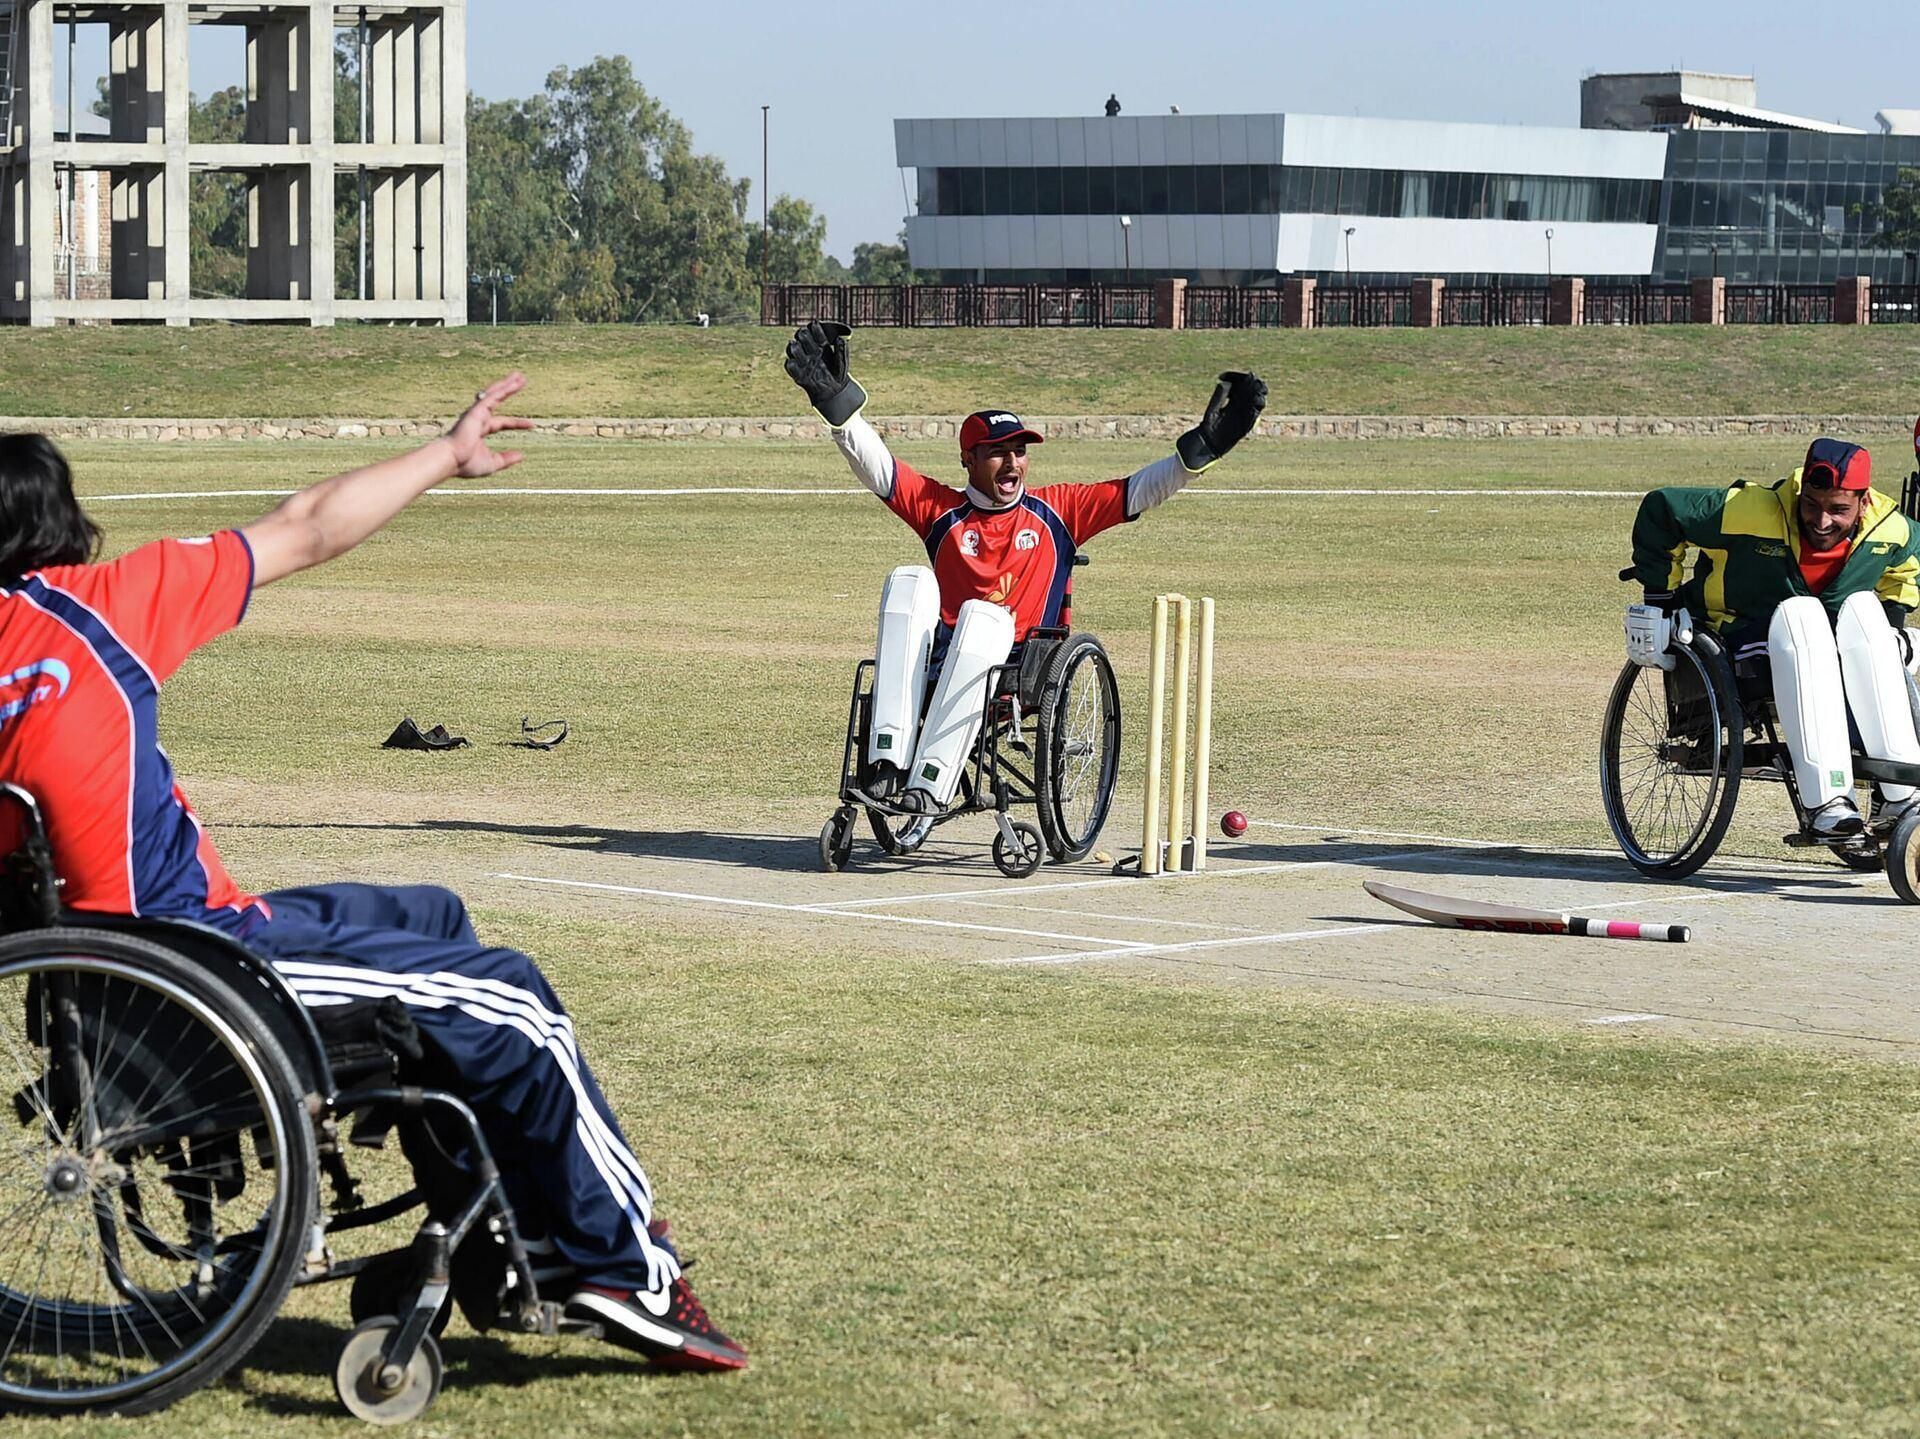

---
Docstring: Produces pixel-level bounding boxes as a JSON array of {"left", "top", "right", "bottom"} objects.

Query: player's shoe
[
  {"left": 1808, "top": 796, "right": 1865, "bottom": 838},
  {"left": 564, "top": 1276, "right": 747, "bottom": 1371}
]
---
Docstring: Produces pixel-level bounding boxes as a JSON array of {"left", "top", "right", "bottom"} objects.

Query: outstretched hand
[
  {"left": 784, "top": 321, "right": 867, "bottom": 427},
  {"left": 446, "top": 372, "right": 535, "bottom": 478},
  {"left": 1176, "top": 371, "right": 1268, "bottom": 472}
]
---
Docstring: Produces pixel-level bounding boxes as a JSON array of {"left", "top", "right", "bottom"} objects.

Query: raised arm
[
  {"left": 1125, "top": 371, "right": 1268, "bottom": 517},
  {"left": 241, "top": 373, "right": 533, "bottom": 586},
  {"left": 785, "top": 321, "right": 899, "bottom": 499}
]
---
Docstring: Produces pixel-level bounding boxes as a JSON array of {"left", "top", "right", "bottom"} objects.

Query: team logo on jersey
[
  {"left": 1015, "top": 529, "right": 1039, "bottom": 551},
  {"left": 960, "top": 529, "right": 981, "bottom": 557},
  {"left": 0, "top": 659, "right": 71, "bottom": 729},
  {"left": 986, "top": 574, "right": 1015, "bottom": 606}
]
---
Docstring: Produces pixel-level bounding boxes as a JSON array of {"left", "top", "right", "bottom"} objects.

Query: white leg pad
[
  {"left": 907, "top": 600, "right": 1015, "bottom": 807},
  {"left": 1769, "top": 596, "right": 1853, "bottom": 806},
  {"left": 868, "top": 566, "right": 940, "bottom": 770},
  {"left": 1836, "top": 591, "right": 1920, "bottom": 802}
]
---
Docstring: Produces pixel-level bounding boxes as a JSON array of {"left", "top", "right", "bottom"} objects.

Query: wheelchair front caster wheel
[
  {"left": 820, "top": 808, "right": 856, "bottom": 872},
  {"left": 992, "top": 820, "right": 1046, "bottom": 879},
  {"left": 1888, "top": 810, "right": 1920, "bottom": 903},
  {"left": 335, "top": 1317, "right": 443, "bottom": 1425},
  {"left": 349, "top": 1252, "right": 451, "bottom": 1337}
]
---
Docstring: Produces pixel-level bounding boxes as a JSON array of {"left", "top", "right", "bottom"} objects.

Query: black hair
[{"left": 0, "top": 434, "right": 101, "bottom": 583}]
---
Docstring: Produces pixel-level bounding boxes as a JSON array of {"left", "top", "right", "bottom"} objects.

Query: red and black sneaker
[{"left": 565, "top": 1276, "right": 747, "bottom": 1372}]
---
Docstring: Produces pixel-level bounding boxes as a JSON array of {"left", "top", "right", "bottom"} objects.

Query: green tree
[
  {"left": 1860, "top": 167, "right": 1920, "bottom": 251},
  {"left": 848, "top": 230, "right": 926, "bottom": 285},
  {"left": 188, "top": 86, "right": 249, "bottom": 299},
  {"left": 745, "top": 195, "right": 829, "bottom": 285}
]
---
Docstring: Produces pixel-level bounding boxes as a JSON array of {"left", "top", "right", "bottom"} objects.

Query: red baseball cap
[
  {"left": 1803, "top": 437, "right": 1871, "bottom": 492},
  {"left": 959, "top": 410, "right": 1045, "bottom": 452}
]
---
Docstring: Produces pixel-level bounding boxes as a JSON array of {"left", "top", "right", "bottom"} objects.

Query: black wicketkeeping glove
[
  {"left": 1176, "top": 370, "right": 1268, "bottom": 472},
  {"left": 784, "top": 320, "right": 868, "bottom": 427}
]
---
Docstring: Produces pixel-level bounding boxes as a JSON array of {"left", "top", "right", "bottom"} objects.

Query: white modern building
[{"left": 896, "top": 96, "right": 1920, "bottom": 287}]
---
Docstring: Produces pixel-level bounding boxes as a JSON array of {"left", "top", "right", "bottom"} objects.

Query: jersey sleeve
[
  {"left": 76, "top": 531, "right": 255, "bottom": 681},
  {"left": 1038, "top": 479, "right": 1134, "bottom": 545},
  {"left": 1631, "top": 487, "right": 1728, "bottom": 596},
  {"left": 883, "top": 461, "right": 966, "bottom": 539}
]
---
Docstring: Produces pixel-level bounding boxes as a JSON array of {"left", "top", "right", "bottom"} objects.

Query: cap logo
[{"left": 986, "top": 413, "right": 1020, "bottom": 427}]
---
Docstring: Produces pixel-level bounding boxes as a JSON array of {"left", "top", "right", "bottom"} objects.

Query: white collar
[{"left": 966, "top": 483, "right": 1024, "bottom": 513}]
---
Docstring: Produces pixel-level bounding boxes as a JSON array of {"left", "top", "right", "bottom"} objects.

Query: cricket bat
[{"left": 1363, "top": 880, "right": 1690, "bottom": 943}]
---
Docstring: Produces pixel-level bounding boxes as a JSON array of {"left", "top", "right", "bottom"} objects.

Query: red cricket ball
[{"left": 1220, "top": 810, "right": 1249, "bottom": 838}]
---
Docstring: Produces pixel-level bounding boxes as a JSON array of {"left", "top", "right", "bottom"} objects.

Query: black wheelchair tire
[
  {"left": 1600, "top": 634, "right": 1743, "bottom": 880},
  {"left": 1034, "top": 634, "right": 1122, "bottom": 863},
  {"left": 1888, "top": 810, "right": 1920, "bottom": 903},
  {"left": 0, "top": 928, "right": 317, "bottom": 1417}
]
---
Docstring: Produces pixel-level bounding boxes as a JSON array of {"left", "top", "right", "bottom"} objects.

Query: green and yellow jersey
[{"left": 1631, "top": 468, "right": 1920, "bottom": 631}]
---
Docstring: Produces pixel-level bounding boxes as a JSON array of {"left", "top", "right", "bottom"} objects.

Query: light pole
[
  {"left": 1544, "top": 227, "right": 1554, "bottom": 280},
  {"left": 1343, "top": 226, "right": 1356, "bottom": 277},
  {"left": 761, "top": 105, "right": 770, "bottom": 296},
  {"left": 1119, "top": 215, "right": 1132, "bottom": 284},
  {"left": 472, "top": 269, "right": 515, "bottom": 327}
]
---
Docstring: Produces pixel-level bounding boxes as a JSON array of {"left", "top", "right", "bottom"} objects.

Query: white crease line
[
  {"left": 945, "top": 898, "right": 1265, "bottom": 933},
  {"left": 986, "top": 887, "right": 1749, "bottom": 967},
  {"left": 494, "top": 872, "right": 1143, "bottom": 951},
  {"left": 987, "top": 924, "right": 1395, "bottom": 967},
  {"left": 1585, "top": 1014, "right": 1667, "bottom": 1026},
  {"left": 816, "top": 847, "right": 1444, "bottom": 911},
  {"left": 1245, "top": 820, "right": 1828, "bottom": 878}
]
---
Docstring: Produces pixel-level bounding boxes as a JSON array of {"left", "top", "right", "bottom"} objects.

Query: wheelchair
[
  {"left": 1599, "top": 578, "right": 1920, "bottom": 899},
  {"left": 820, "top": 558, "right": 1122, "bottom": 879},
  {"left": 0, "top": 785, "right": 592, "bottom": 1422}
]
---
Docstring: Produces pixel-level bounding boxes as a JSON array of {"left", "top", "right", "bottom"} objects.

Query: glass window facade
[
  {"left": 918, "top": 164, "right": 1660, "bottom": 224},
  {"left": 1656, "top": 130, "right": 1920, "bottom": 283}
]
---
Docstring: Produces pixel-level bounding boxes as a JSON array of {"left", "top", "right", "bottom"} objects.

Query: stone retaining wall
[{"left": 1, "top": 414, "right": 1914, "bottom": 443}]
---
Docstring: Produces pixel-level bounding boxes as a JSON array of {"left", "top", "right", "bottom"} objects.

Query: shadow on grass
[
  {"left": 230, "top": 818, "right": 830, "bottom": 873},
  {"left": 236, "top": 1316, "right": 648, "bottom": 1417}
]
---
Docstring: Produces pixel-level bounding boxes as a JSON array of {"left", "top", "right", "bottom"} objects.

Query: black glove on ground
[
  {"left": 784, "top": 320, "right": 868, "bottom": 427},
  {"left": 1176, "top": 370, "right": 1268, "bottom": 472}
]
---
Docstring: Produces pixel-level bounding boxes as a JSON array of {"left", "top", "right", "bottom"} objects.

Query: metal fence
[
  {"left": 1724, "top": 284, "right": 1835, "bottom": 325},
  {"left": 1582, "top": 284, "right": 1694, "bottom": 326},
  {"left": 1312, "top": 286, "right": 1410, "bottom": 327},
  {"left": 1440, "top": 285, "right": 1550, "bottom": 327},
  {"left": 761, "top": 283, "right": 1157, "bottom": 328},
  {"left": 1869, "top": 284, "right": 1920, "bottom": 324},
  {"left": 761, "top": 280, "right": 1909, "bottom": 329}
]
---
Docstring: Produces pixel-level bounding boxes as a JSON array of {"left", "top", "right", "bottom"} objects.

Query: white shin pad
[
  {"left": 907, "top": 600, "right": 1016, "bottom": 806},
  {"left": 1769, "top": 596, "right": 1853, "bottom": 807},
  {"left": 1836, "top": 591, "right": 1920, "bottom": 802},
  {"left": 869, "top": 566, "right": 941, "bottom": 770}
]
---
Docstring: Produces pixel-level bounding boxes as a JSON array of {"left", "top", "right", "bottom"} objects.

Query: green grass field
[
  {"left": 9, "top": 432, "right": 1920, "bottom": 1436},
  {"left": 1, "top": 323, "right": 1918, "bottom": 418}
]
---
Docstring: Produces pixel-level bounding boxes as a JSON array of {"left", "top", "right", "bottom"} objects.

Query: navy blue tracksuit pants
[{"left": 242, "top": 882, "right": 674, "bottom": 1295}]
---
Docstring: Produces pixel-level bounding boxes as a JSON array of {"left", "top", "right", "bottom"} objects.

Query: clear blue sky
[
  {"left": 464, "top": 0, "right": 1918, "bottom": 261},
  {"left": 51, "top": 0, "right": 1920, "bottom": 261}
]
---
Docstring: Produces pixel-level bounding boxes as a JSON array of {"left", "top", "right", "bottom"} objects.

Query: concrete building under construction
[{"left": 0, "top": 0, "right": 467, "bottom": 325}]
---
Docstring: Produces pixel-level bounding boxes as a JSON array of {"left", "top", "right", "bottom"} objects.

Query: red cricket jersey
[
  {"left": 883, "top": 462, "right": 1134, "bottom": 636},
  {"left": 1799, "top": 537, "right": 1852, "bottom": 596},
  {"left": 0, "top": 531, "right": 267, "bottom": 929}
]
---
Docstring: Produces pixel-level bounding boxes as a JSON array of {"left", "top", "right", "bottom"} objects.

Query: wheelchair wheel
[
  {"left": 1888, "top": 810, "right": 1920, "bottom": 903},
  {"left": 1600, "top": 634, "right": 1743, "bottom": 880},
  {"left": 0, "top": 928, "right": 317, "bottom": 1416},
  {"left": 819, "top": 808, "right": 856, "bottom": 872},
  {"left": 992, "top": 821, "right": 1046, "bottom": 879},
  {"left": 1034, "top": 634, "right": 1122, "bottom": 863}
]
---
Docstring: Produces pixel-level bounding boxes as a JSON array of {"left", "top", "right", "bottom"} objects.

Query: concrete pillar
[
  {"left": 305, "top": 0, "right": 334, "bottom": 323},
  {"left": 1547, "top": 277, "right": 1585, "bottom": 326},
  {"left": 24, "top": 0, "right": 53, "bottom": 324},
  {"left": 0, "top": 166, "right": 23, "bottom": 318},
  {"left": 1152, "top": 276, "right": 1185, "bottom": 328},
  {"left": 108, "top": 10, "right": 164, "bottom": 304},
  {"left": 440, "top": 2, "right": 467, "bottom": 325},
  {"left": 1408, "top": 278, "right": 1443, "bottom": 328},
  {"left": 1834, "top": 276, "right": 1870, "bottom": 324},
  {"left": 1690, "top": 276, "right": 1725, "bottom": 325},
  {"left": 108, "top": 12, "right": 163, "bottom": 144},
  {"left": 161, "top": 1, "right": 189, "bottom": 324},
  {"left": 1283, "top": 276, "right": 1315, "bottom": 329}
]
